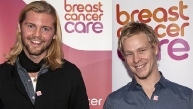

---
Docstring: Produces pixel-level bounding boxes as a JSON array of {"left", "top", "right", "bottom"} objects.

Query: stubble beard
[
  {"left": 135, "top": 72, "right": 151, "bottom": 80},
  {"left": 22, "top": 37, "right": 50, "bottom": 56},
  {"left": 134, "top": 68, "right": 152, "bottom": 80},
  {"left": 24, "top": 44, "right": 48, "bottom": 56}
]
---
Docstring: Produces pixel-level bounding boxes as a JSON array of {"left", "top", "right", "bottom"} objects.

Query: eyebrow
[
  {"left": 124, "top": 46, "right": 149, "bottom": 53},
  {"left": 24, "top": 22, "right": 34, "bottom": 25},
  {"left": 24, "top": 22, "right": 53, "bottom": 30}
]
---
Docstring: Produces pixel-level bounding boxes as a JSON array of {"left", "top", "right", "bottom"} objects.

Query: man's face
[
  {"left": 19, "top": 10, "right": 56, "bottom": 56},
  {"left": 122, "top": 33, "right": 158, "bottom": 79}
]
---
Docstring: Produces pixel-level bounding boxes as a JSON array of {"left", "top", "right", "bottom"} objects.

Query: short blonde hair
[{"left": 118, "top": 21, "right": 159, "bottom": 56}]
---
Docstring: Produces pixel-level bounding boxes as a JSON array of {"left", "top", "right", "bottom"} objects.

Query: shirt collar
[
  {"left": 128, "top": 71, "right": 167, "bottom": 91},
  {"left": 16, "top": 58, "right": 48, "bottom": 75},
  {"left": 158, "top": 71, "right": 167, "bottom": 88},
  {"left": 128, "top": 77, "right": 138, "bottom": 91}
]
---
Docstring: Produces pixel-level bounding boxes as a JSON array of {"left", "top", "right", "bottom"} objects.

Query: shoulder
[
  {"left": 0, "top": 62, "right": 14, "bottom": 81},
  {"left": 104, "top": 82, "right": 131, "bottom": 108},
  {"left": 62, "top": 59, "right": 79, "bottom": 70},
  {"left": 0, "top": 61, "right": 14, "bottom": 72},
  {"left": 55, "top": 59, "right": 82, "bottom": 78},
  {"left": 107, "top": 82, "right": 131, "bottom": 100},
  {"left": 166, "top": 79, "right": 193, "bottom": 97}
]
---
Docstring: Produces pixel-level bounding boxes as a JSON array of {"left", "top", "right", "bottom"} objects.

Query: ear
[
  {"left": 18, "top": 23, "right": 21, "bottom": 32},
  {"left": 154, "top": 44, "right": 159, "bottom": 55},
  {"left": 53, "top": 35, "right": 56, "bottom": 39}
]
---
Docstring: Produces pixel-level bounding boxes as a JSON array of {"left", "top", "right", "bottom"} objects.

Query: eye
[
  {"left": 125, "top": 53, "right": 133, "bottom": 57},
  {"left": 42, "top": 27, "right": 50, "bottom": 32},
  {"left": 27, "top": 24, "right": 34, "bottom": 29},
  {"left": 139, "top": 49, "right": 146, "bottom": 53}
]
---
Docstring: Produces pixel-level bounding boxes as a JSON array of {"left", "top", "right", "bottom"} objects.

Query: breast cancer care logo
[
  {"left": 64, "top": 0, "right": 103, "bottom": 34},
  {"left": 116, "top": 0, "right": 190, "bottom": 61}
]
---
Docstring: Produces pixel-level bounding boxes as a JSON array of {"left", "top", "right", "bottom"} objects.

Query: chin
[
  {"left": 134, "top": 71, "right": 149, "bottom": 79},
  {"left": 138, "top": 75, "right": 148, "bottom": 80}
]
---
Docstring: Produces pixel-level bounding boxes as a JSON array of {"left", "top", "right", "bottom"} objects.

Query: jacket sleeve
[{"left": 68, "top": 66, "right": 89, "bottom": 109}]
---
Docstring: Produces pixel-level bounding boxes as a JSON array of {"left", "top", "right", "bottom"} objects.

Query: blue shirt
[
  {"left": 103, "top": 73, "right": 193, "bottom": 109},
  {"left": 16, "top": 59, "right": 48, "bottom": 104}
]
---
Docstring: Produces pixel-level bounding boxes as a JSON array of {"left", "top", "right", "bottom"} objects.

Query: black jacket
[{"left": 0, "top": 60, "right": 89, "bottom": 109}]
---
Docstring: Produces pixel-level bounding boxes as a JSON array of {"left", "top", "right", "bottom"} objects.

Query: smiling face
[
  {"left": 123, "top": 33, "right": 159, "bottom": 80},
  {"left": 19, "top": 10, "right": 56, "bottom": 58}
]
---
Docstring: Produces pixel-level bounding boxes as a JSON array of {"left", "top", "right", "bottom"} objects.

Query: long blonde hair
[{"left": 5, "top": 1, "right": 64, "bottom": 70}]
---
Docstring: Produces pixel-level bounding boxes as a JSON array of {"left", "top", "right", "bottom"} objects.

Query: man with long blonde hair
[{"left": 0, "top": 1, "right": 89, "bottom": 109}]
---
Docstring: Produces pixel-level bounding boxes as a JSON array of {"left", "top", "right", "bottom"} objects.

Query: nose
[
  {"left": 133, "top": 53, "right": 141, "bottom": 63},
  {"left": 33, "top": 28, "right": 41, "bottom": 37}
]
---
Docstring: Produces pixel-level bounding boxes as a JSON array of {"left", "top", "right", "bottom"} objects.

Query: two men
[
  {"left": 1, "top": 1, "right": 192, "bottom": 109},
  {"left": 0, "top": 1, "right": 89, "bottom": 109},
  {"left": 103, "top": 21, "right": 193, "bottom": 109}
]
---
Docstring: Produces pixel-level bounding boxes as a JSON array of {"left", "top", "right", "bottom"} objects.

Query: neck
[
  {"left": 23, "top": 49, "right": 46, "bottom": 63},
  {"left": 135, "top": 70, "right": 161, "bottom": 99},
  {"left": 18, "top": 50, "right": 45, "bottom": 72},
  {"left": 136, "top": 71, "right": 161, "bottom": 89}
]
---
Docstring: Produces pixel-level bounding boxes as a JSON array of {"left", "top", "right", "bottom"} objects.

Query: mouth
[
  {"left": 31, "top": 40, "right": 42, "bottom": 44},
  {"left": 135, "top": 64, "right": 145, "bottom": 69}
]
